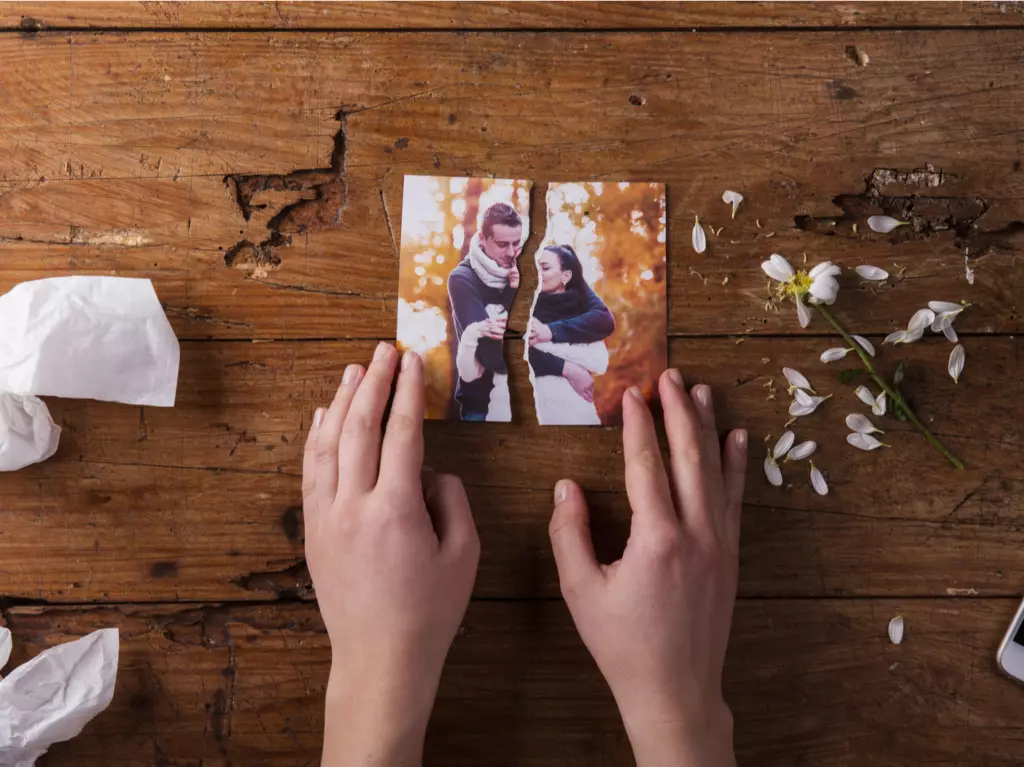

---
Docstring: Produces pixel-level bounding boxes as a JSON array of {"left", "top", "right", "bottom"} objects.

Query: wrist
[
  {"left": 620, "top": 698, "right": 735, "bottom": 767},
  {"left": 322, "top": 661, "right": 437, "bottom": 767}
]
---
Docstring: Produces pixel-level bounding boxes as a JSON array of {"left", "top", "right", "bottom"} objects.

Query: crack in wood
[
  {"left": 223, "top": 109, "right": 349, "bottom": 276},
  {"left": 231, "top": 560, "right": 312, "bottom": 600}
]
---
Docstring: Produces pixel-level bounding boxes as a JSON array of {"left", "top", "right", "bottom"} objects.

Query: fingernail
[
  {"left": 313, "top": 407, "right": 325, "bottom": 429},
  {"left": 402, "top": 350, "right": 420, "bottom": 371},
  {"left": 667, "top": 368, "right": 683, "bottom": 387},
  {"left": 342, "top": 364, "right": 360, "bottom": 385},
  {"left": 555, "top": 480, "right": 569, "bottom": 503},
  {"left": 735, "top": 429, "right": 748, "bottom": 449},
  {"left": 696, "top": 385, "right": 713, "bottom": 410},
  {"left": 628, "top": 386, "right": 643, "bottom": 401},
  {"left": 374, "top": 342, "right": 392, "bottom": 362}
]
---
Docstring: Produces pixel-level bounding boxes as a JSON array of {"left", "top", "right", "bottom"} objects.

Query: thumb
[
  {"left": 549, "top": 480, "right": 600, "bottom": 592},
  {"left": 425, "top": 473, "right": 480, "bottom": 559}
]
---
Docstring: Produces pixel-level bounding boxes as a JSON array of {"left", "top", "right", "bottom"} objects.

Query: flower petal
[
  {"left": 722, "top": 190, "right": 743, "bottom": 218},
  {"left": 846, "top": 413, "right": 882, "bottom": 434},
  {"left": 764, "top": 455, "right": 783, "bottom": 486},
  {"left": 820, "top": 347, "right": 854, "bottom": 363},
  {"left": 907, "top": 308, "right": 936, "bottom": 336},
  {"left": 783, "top": 367, "right": 814, "bottom": 393},
  {"left": 770, "top": 253, "right": 795, "bottom": 281},
  {"left": 867, "top": 215, "right": 908, "bottom": 234},
  {"left": 809, "top": 275, "right": 840, "bottom": 305},
  {"left": 773, "top": 430, "right": 796, "bottom": 459},
  {"left": 883, "top": 330, "right": 907, "bottom": 345},
  {"left": 855, "top": 265, "right": 889, "bottom": 281},
  {"left": 941, "top": 322, "right": 958, "bottom": 343},
  {"left": 965, "top": 256, "right": 975, "bottom": 285},
  {"left": 948, "top": 344, "right": 965, "bottom": 383},
  {"left": 793, "top": 388, "right": 814, "bottom": 406},
  {"left": 852, "top": 335, "right": 876, "bottom": 356},
  {"left": 900, "top": 325, "right": 925, "bottom": 344},
  {"left": 888, "top": 615, "right": 904, "bottom": 645},
  {"left": 928, "top": 301, "right": 961, "bottom": 315},
  {"left": 872, "top": 391, "right": 887, "bottom": 417},
  {"left": 810, "top": 463, "right": 828, "bottom": 496},
  {"left": 846, "top": 432, "right": 885, "bottom": 451},
  {"left": 809, "top": 261, "right": 840, "bottom": 279},
  {"left": 692, "top": 216, "right": 707, "bottom": 254},
  {"left": 796, "top": 298, "right": 812, "bottom": 328},
  {"left": 786, "top": 441, "right": 817, "bottom": 461},
  {"left": 855, "top": 385, "right": 876, "bottom": 407},
  {"left": 789, "top": 401, "right": 817, "bottom": 417}
]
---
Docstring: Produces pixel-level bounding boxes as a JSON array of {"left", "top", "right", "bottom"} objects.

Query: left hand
[
  {"left": 303, "top": 343, "right": 481, "bottom": 766},
  {"left": 508, "top": 266, "right": 520, "bottom": 290},
  {"left": 528, "top": 321, "right": 554, "bottom": 346}
]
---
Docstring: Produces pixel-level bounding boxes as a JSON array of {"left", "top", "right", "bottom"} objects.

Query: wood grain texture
[
  {"left": 4, "top": 2, "right": 1024, "bottom": 30},
  {"left": 0, "top": 337, "right": 1017, "bottom": 602},
  {"left": 3, "top": 599, "right": 1022, "bottom": 767}
]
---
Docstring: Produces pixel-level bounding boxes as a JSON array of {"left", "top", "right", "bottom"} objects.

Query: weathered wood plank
[
  {"left": 2, "top": 31, "right": 1022, "bottom": 338},
  {"left": 1, "top": 337, "right": 1018, "bottom": 602},
  {"left": 4, "top": 2, "right": 1023, "bottom": 31},
  {"left": 5, "top": 599, "right": 1022, "bottom": 766}
]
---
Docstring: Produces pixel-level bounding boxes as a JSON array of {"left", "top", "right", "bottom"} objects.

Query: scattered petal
[
  {"left": 809, "top": 261, "right": 841, "bottom": 279},
  {"left": 761, "top": 253, "right": 795, "bottom": 282},
  {"left": 883, "top": 330, "right": 907, "bottom": 345},
  {"left": 789, "top": 401, "right": 817, "bottom": 417},
  {"left": 948, "top": 344, "right": 965, "bottom": 383},
  {"left": 847, "top": 432, "right": 886, "bottom": 451},
  {"left": 907, "top": 308, "right": 936, "bottom": 336},
  {"left": 846, "top": 413, "right": 883, "bottom": 434},
  {"left": 821, "top": 347, "right": 854, "bottom": 363},
  {"left": 888, "top": 615, "right": 904, "bottom": 645},
  {"left": 722, "top": 190, "right": 743, "bottom": 218},
  {"left": 764, "top": 455, "right": 783, "bottom": 487},
  {"left": 796, "top": 298, "right": 812, "bottom": 328},
  {"left": 855, "top": 385, "right": 876, "bottom": 407},
  {"left": 867, "top": 215, "right": 908, "bottom": 234},
  {"left": 783, "top": 367, "right": 814, "bottom": 393},
  {"left": 786, "top": 441, "right": 817, "bottom": 461},
  {"left": 928, "top": 301, "right": 961, "bottom": 315},
  {"left": 872, "top": 392, "right": 887, "bottom": 417},
  {"left": 790, "top": 390, "right": 830, "bottom": 416},
  {"left": 692, "top": 216, "right": 707, "bottom": 254},
  {"left": 852, "top": 335, "right": 876, "bottom": 356},
  {"left": 773, "top": 430, "right": 796, "bottom": 459},
  {"left": 942, "top": 322, "right": 958, "bottom": 343},
  {"left": 810, "top": 463, "right": 828, "bottom": 496},
  {"left": 964, "top": 256, "right": 975, "bottom": 285},
  {"left": 855, "top": 265, "right": 889, "bottom": 281}
]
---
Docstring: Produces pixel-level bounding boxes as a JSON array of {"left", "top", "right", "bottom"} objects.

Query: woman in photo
[{"left": 526, "top": 244, "right": 615, "bottom": 425}]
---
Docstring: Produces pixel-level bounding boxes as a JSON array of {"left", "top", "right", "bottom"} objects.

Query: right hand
[
  {"left": 562, "top": 360, "right": 595, "bottom": 403},
  {"left": 472, "top": 316, "right": 507, "bottom": 340},
  {"left": 548, "top": 370, "right": 748, "bottom": 767}
]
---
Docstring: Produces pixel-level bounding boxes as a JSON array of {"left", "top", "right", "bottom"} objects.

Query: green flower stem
[{"left": 813, "top": 303, "right": 964, "bottom": 470}]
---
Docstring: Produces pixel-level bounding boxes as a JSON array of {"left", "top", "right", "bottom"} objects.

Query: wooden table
[{"left": 2, "top": 3, "right": 1023, "bottom": 764}]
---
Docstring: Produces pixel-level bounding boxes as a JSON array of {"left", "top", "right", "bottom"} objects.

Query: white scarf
[{"left": 468, "top": 233, "right": 511, "bottom": 289}]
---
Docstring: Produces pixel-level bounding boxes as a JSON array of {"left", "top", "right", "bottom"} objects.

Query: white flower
[
  {"left": 885, "top": 308, "right": 935, "bottom": 345},
  {"left": 847, "top": 432, "right": 887, "bottom": 451},
  {"left": 964, "top": 255, "right": 975, "bottom": 285},
  {"left": 764, "top": 455, "right": 783, "bottom": 486},
  {"left": 806, "top": 261, "right": 840, "bottom": 305},
  {"left": 761, "top": 253, "right": 795, "bottom": 282},
  {"left": 820, "top": 347, "right": 853, "bottom": 363},
  {"left": 790, "top": 388, "right": 831, "bottom": 417},
  {"left": 692, "top": 216, "right": 706, "bottom": 253},
  {"left": 855, "top": 385, "right": 876, "bottom": 408},
  {"left": 948, "top": 344, "right": 965, "bottom": 383},
  {"left": 722, "top": 190, "right": 743, "bottom": 218},
  {"left": 810, "top": 463, "right": 828, "bottom": 496},
  {"left": 785, "top": 441, "right": 817, "bottom": 461},
  {"left": 929, "top": 301, "right": 966, "bottom": 343},
  {"left": 783, "top": 367, "right": 814, "bottom": 394},
  {"left": 888, "top": 615, "right": 904, "bottom": 645},
  {"left": 852, "top": 335, "right": 875, "bottom": 356},
  {"left": 855, "top": 265, "right": 889, "bottom": 281},
  {"left": 873, "top": 391, "right": 887, "bottom": 416},
  {"left": 846, "top": 413, "right": 883, "bottom": 434},
  {"left": 867, "top": 215, "right": 908, "bottom": 233}
]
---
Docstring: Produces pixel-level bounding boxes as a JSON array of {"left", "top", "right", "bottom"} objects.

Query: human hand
[
  {"left": 473, "top": 316, "right": 507, "bottom": 340},
  {"left": 562, "top": 360, "right": 594, "bottom": 402},
  {"left": 509, "top": 265, "right": 520, "bottom": 290},
  {"left": 528, "top": 321, "right": 554, "bottom": 346},
  {"left": 548, "top": 371, "right": 747, "bottom": 767},
  {"left": 303, "top": 343, "right": 480, "bottom": 767}
]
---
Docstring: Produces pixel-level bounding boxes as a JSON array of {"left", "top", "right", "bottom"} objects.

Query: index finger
[
  {"left": 379, "top": 350, "right": 425, "bottom": 489},
  {"left": 621, "top": 386, "right": 677, "bottom": 533}
]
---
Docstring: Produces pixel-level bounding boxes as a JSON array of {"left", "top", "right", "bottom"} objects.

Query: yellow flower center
[{"left": 779, "top": 270, "right": 812, "bottom": 300}]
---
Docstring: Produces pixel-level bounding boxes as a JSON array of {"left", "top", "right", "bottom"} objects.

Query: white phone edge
[{"left": 996, "top": 596, "right": 1024, "bottom": 682}]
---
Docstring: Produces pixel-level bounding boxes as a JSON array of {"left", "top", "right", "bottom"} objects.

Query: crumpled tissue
[
  {"left": 0, "top": 627, "right": 119, "bottom": 766},
  {"left": 0, "top": 276, "right": 180, "bottom": 471}
]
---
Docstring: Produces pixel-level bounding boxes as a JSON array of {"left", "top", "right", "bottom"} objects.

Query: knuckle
[
  {"left": 386, "top": 412, "right": 419, "bottom": 438},
  {"left": 344, "top": 409, "right": 378, "bottom": 438},
  {"left": 632, "top": 447, "right": 665, "bottom": 474}
]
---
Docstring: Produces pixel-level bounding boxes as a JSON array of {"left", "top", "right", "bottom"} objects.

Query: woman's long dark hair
[{"left": 544, "top": 244, "right": 588, "bottom": 294}]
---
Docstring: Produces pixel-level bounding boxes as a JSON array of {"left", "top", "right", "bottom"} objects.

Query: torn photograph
[
  {"left": 397, "top": 175, "right": 531, "bottom": 421},
  {"left": 525, "top": 182, "right": 667, "bottom": 426}
]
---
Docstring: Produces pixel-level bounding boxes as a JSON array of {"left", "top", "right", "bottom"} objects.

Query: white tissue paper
[
  {"left": 0, "top": 276, "right": 180, "bottom": 471},
  {"left": 0, "top": 627, "right": 119, "bottom": 766}
]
